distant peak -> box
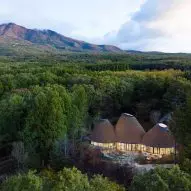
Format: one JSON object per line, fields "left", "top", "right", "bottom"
{"left": 0, "top": 22, "right": 122, "bottom": 53}
{"left": 7, "top": 22, "right": 16, "bottom": 26}
{"left": 0, "top": 22, "right": 17, "bottom": 27}
{"left": 0, "top": 23, "right": 25, "bottom": 30}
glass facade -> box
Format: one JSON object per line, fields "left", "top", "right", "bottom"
{"left": 116, "top": 143, "right": 146, "bottom": 152}
{"left": 91, "top": 141, "right": 115, "bottom": 149}
{"left": 91, "top": 141, "right": 174, "bottom": 155}
{"left": 145, "top": 146, "right": 175, "bottom": 155}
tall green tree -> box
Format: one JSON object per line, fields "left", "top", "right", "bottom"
{"left": 130, "top": 166, "right": 191, "bottom": 191}
{"left": 90, "top": 175, "right": 125, "bottom": 191}
{"left": 22, "top": 85, "right": 71, "bottom": 164}
{"left": 1, "top": 167, "right": 125, "bottom": 191}
{"left": 51, "top": 167, "right": 90, "bottom": 191}
{"left": 68, "top": 85, "right": 88, "bottom": 143}
{"left": 0, "top": 93, "right": 28, "bottom": 144}
{"left": 170, "top": 95, "right": 191, "bottom": 158}
{"left": 1, "top": 171, "right": 43, "bottom": 191}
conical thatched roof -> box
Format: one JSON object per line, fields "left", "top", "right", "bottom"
{"left": 142, "top": 123, "right": 175, "bottom": 148}
{"left": 115, "top": 113, "right": 145, "bottom": 144}
{"left": 91, "top": 119, "right": 116, "bottom": 143}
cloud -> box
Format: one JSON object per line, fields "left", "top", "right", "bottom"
{"left": 116, "top": 20, "right": 164, "bottom": 43}
{"left": 132, "top": 0, "right": 173, "bottom": 22}
{"left": 0, "top": 0, "right": 191, "bottom": 52}
{"left": 103, "top": 0, "right": 171, "bottom": 49}
{"left": 103, "top": 0, "right": 191, "bottom": 52}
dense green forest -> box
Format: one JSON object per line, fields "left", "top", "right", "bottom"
{"left": 0, "top": 53, "right": 191, "bottom": 190}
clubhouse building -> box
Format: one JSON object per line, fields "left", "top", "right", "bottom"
{"left": 91, "top": 113, "right": 175, "bottom": 155}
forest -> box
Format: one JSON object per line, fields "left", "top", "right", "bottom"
{"left": 0, "top": 53, "right": 191, "bottom": 190}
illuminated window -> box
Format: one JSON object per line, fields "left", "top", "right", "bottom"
{"left": 91, "top": 142, "right": 115, "bottom": 149}
{"left": 141, "top": 145, "right": 146, "bottom": 152}
{"left": 146, "top": 147, "right": 153, "bottom": 153}
{"left": 154, "top": 147, "right": 158, "bottom": 154}
{"left": 119, "top": 143, "right": 125, "bottom": 151}
{"left": 137, "top": 144, "right": 141, "bottom": 151}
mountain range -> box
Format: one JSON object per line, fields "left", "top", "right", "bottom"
{"left": 0, "top": 23, "right": 122, "bottom": 55}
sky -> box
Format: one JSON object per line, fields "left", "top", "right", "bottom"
{"left": 1, "top": 0, "right": 191, "bottom": 52}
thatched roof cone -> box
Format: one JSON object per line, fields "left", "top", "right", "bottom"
{"left": 142, "top": 123, "right": 175, "bottom": 148}
{"left": 91, "top": 119, "right": 116, "bottom": 143}
{"left": 115, "top": 113, "right": 145, "bottom": 144}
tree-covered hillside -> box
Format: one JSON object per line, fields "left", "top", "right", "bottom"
{"left": 0, "top": 53, "right": 191, "bottom": 190}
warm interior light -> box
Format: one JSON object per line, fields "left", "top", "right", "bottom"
{"left": 91, "top": 141, "right": 115, "bottom": 149}
{"left": 91, "top": 142, "right": 175, "bottom": 155}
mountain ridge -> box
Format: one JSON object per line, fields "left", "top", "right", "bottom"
{"left": 0, "top": 23, "right": 122, "bottom": 54}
